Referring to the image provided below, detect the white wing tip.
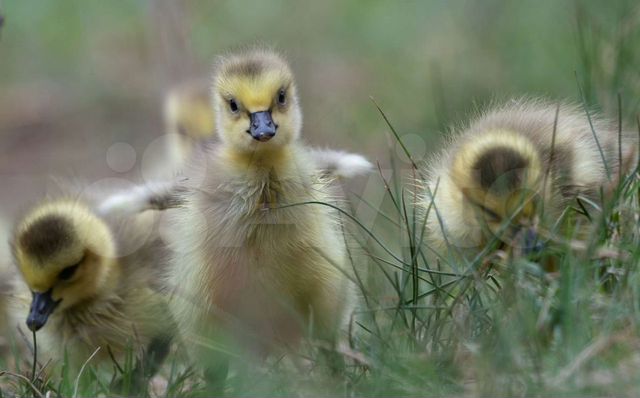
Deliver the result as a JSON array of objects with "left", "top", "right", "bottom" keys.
[
  {"left": 96, "top": 181, "right": 177, "bottom": 217},
  {"left": 96, "top": 189, "right": 149, "bottom": 217},
  {"left": 334, "top": 153, "right": 374, "bottom": 178}
]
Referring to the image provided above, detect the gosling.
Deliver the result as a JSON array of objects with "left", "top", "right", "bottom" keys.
[
  {"left": 11, "top": 199, "right": 175, "bottom": 381},
  {"left": 166, "top": 48, "right": 353, "bottom": 371},
  {"left": 422, "top": 98, "right": 637, "bottom": 263},
  {"left": 163, "top": 79, "right": 216, "bottom": 170}
]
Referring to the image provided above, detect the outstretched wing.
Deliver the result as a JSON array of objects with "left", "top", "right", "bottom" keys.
[
  {"left": 309, "top": 148, "right": 373, "bottom": 179},
  {"left": 96, "top": 181, "right": 188, "bottom": 218}
]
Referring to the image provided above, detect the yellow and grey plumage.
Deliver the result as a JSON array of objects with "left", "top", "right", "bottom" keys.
[
  {"left": 166, "top": 49, "right": 353, "bottom": 366},
  {"left": 162, "top": 78, "right": 372, "bottom": 179},
  {"left": 10, "top": 198, "right": 175, "bottom": 377},
  {"left": 421, "top": 98, "right": 638, "bottom": 261}
]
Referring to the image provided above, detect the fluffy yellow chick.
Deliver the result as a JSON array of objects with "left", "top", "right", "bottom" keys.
[
  {"left": 10, "top": 199, "right": 175, "bottom": 383},
  {"left": 163, "top": 79, "right": 217, "bottom": 169},
  {"left": 422, "top": 98, "right": 637, "bottom": 263},
  {"left": 166, "top": 48, "right": 353, "bottom": 382}
]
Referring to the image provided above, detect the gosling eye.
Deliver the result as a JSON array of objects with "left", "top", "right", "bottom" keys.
[
  {"left": 478, "top": 204, "right": 501, "bottom": 223},
  {"left": 58, "top": 263, "right": 80, "bottom": 281},
  {"left": 277, "top": 89, "right": 286, "bottom": 106},
  {"left": 229, "top": 98, "right": 239, "bottom": 114}
]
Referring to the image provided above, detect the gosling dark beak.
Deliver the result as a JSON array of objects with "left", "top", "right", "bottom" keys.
[
  {"left": 248, "top": 111, "right": 277, "bottom": 142},
  {"left": 520, "top": 227, "right": 545, "bottom": 256},
  {"left": 26, "top": 289, "right": 60, "bottom": 332}
]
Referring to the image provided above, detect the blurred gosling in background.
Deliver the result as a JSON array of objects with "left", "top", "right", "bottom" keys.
[{"left": 163, "top": 79, "right": 216, "bottom": 171}]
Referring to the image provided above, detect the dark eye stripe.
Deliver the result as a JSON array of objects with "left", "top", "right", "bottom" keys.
[
  {"left": 479, "top": 204, "right": 501, "bottom": 221},
  {"left": 466, "top": 197, "right": 501, "bottom": 222},
  {"left": 58, "top": 255, "right": 85, "bottom": 281},
  {"left": 58, "top": 264, "right": 79, "bottom": 281}
]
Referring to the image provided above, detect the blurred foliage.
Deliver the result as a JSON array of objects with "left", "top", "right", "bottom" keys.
[
  {"left": 0, "top": 1, "right": 638, "bottom": 156},
  {"left": 1, "top": 0, "right": 637, "bottom": 218},
  {"left": 1, "top": 1, "right": 640, "bottom": 397}
]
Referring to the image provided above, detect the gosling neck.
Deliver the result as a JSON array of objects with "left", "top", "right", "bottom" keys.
[{"left": 221, "top": 144, "right": 295, "bottom": 174}]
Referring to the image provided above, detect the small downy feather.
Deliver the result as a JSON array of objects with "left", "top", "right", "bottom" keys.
[{"left": 309, "top": 148, "right": 373, "bottom": 178}]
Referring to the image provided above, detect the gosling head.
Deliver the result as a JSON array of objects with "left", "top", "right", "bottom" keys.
[
  {"left": 12, "top": 201, "right": 118, "bottom": 332},
  {"left": 450, "top": 130, "right": 547, "bottom": 253},
  {"left": 164, "top": 82, "right": 216, "bottom": 164},
  {"left": 212, "top": 48, "right": 302, "bottom": 153},
  {"left": 164, "top": 81, "right": 216, "bottom": 142}
]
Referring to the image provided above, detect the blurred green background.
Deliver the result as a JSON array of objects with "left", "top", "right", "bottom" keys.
[
  {"left": 1, "top": 2, "right": 640, "bottom": 396},
  {"left": 0, "top": 0, "right": 638, "bottom": 219}
]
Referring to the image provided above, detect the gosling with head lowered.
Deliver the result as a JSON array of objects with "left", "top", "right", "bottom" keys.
[
  {"left": 10, "top": 197, "right": 175, "bottom": 387},
  {"left": 422, "top": 98, "right": 637, "bottom": 265},
  {"left": 166, "top": 48, "right": 354, "bottom": 382}
]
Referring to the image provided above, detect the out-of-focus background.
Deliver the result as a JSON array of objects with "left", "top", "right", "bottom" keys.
[
  {"left": 1, "top": 0, "right": 638, "bottom": 222},
  {"left": 2, "top": 2, "right": 640, "bottom": 396}
]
